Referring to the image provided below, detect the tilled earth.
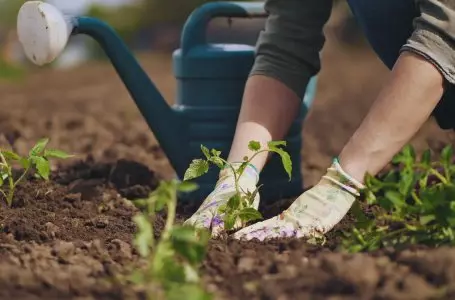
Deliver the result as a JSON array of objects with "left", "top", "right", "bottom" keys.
[{"left": 1, "top": 20, "right": 455, "bottom": 300}]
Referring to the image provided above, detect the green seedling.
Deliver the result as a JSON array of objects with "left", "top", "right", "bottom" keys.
[
  {"left": 342, "top": 144, "right": 455, "bottom": 253},
  {"left": 0, "top": 138, "right": 72, "bottom": 206},
  {"left": 131, "top": 180, "right": 212, "bottom": 300},
  {"left": 184, "top": 140, "right": 292, "bottom": 231}
]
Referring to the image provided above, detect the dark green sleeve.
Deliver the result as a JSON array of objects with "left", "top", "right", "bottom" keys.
[{"left": 250, "top": 0, "right": 333, "bottom": 99}]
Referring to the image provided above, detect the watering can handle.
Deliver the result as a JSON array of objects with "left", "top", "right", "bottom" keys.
[{"left": 181, "top": 1, "right": 268, "bottom": 53}]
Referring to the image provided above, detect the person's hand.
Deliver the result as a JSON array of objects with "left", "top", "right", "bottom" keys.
[
  {"left": 183, "top": 163, "right": 259, "bottom": 237},
  {"left": 233, "top": 158, "right": 364, "bottom": 241}
]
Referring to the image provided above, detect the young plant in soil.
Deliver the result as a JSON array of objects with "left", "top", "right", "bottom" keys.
[
  {"left": 184, "top": 140, "right": 292, "bottom": 231},
  {"left": 0, "top": 138, "right": 72, "bottom": 206},
  {"left": 342, "top": 144, "right": 455, "bottom": 253},
  {"left": 131, "top": 180, "right": 212, "bottom": 300}
]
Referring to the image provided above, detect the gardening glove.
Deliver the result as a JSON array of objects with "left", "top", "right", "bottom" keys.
[
  {"left": 183, "top": 162, "right": 260, "bottom": 237},
  {"left": 233, "top": 158, "right": 365, "bottom": 241}
]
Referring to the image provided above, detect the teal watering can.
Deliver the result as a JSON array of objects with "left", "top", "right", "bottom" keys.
[{"left": 17, "top": 1, "right": 317, "bottom": 202}]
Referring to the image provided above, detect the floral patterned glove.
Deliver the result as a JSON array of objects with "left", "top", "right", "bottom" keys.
[
  {"left": 233, "top": 158, "right": 365, "bottom": 241},
  {"left": 183, "top": 162, "right": 260, "bottom": 237}
]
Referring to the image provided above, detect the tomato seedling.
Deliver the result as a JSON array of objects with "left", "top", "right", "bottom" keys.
[
  {"left": 131, "top": 180, "right": 212, "bottom": 300},
  {"left": 184, "top": 140, "right": 292, "bottom": 231},
  {"left": 0, "top": 138, "right": 72, "bottom": 206}
]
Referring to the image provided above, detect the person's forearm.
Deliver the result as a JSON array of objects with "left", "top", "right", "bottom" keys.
[
  {"left": 227, "top": 75, "right": 301, "bottom": 171},
  {"left": 339, "top": 51, "right": 445, "bottom": 182}
]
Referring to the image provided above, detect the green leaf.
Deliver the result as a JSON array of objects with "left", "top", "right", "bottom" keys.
[
  {"left": 177, "top": 181, "right": 199, "bottom": 193},
  {"left": 420, "top": 214, "right": 436, "bottom": 226},
  {"left": 403, "top": 145, "right": 416, "bottom": 162},
  {"left": 132, "top": 214, "right": 153, "bottom": 257},
  {"left": 392, "top": 145, "right": 416, "bottom": 166},
  {"left": 421, "top": 149, "right": 431, "bottom": 167},
  {"left": 155, "top": 255, "right": 186, "bottom": 283},
  {"left": 29, "top": 138, "right": 49, "bottom": 156},
  {"left": 268, "top": 147, "right": 292, "bottom": 180},
  {"left": 184, "top": 159, "right": 209, "bottom": 181},
  {"left": 209, "top": 156, "right": 224, "bottom": 168},
  {"left": 44, "top": 149, "right": 73, "bottom": 159},
  {"left": 149, "top": 181, "right": 173, "bottom": 211},
  {"left": 267, "top": 141, "right": 287, "bottom": 148},
  {"left": 19, "top": 158, "right": 30, "bottom": 169},
  {"left": 441, "top": 145, "right": 453, "bottom": 166},
  {"left": 224, "top": 213, "right": 238, "bottom": 230},
  {"left": 218, "top": 204, "right": 227, "bottom": 214},
  {"left": 165, "top": 283, "right": 212, "bottom": 300},
  {"left": 385, "top": 190, "right": 405, "bottom": 208},
  {"left": 350, "top": 200, "right": 369, "bottom": 223},
  {"left": 200, "top": 145, "right": 210, "bottom": 160},
  {"left": 248, "top": 141, "right": 261, "bottom": 152},
  {"left": 227, "top": 194, "right": 241, "bottom": 210},
  {"left": 210, "top": 149, "right": 221, "bottom": 157},
  {"left": 238, "top": 207, "right": 263, "bottom": 223},
  {"left": 171, "top": 226, "right": 209, "bottom": 265},
  {"left": 249, "top": 186, "right": 261, "bottom": 205},
  {"left": 1, "top": 150, "right": 20, "bottom": 161},
  {"left": 32, "top": 156, "right": 50, "bottom": 180},
  {"left": 398, "top": 169, "right": 414, "bottom": 196}
]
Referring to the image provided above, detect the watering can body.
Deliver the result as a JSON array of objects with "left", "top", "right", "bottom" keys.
[
  {"left": 172, "top": 2, "right": 317, "bottom": 201},
  {"left": 17, "top": 1, "right": 317, "bottom": 202}
]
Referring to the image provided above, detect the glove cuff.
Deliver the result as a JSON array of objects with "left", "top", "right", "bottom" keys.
[{"left": 322, "top": 157, "right": 365, "bottom": 196}]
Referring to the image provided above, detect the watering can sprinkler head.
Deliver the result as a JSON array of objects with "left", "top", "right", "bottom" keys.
[{"left": 17, "top": 1, "right": 73, "bottom": 66}]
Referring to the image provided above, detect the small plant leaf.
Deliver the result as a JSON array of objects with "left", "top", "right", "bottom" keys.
[
  {"left": 211, "top": 149, "right": 221, "bottom": 157},
  {"left": 249, "top": 186, "right": 261, "bottom": 204},
  {"left": 201, "top": 145, "right": 210, "bottom": 160},
  {"left": 171, "top": 226, "right": 209, "bottom": 265},
  {"left": 1, "top": 150, "right": 20, "bottom": 161},
  {"left": 421, "top": 149, "right": 431, "bottom": 167},
  {"left": 267, "top": 141, "right": 287, "bottom": 147},
  {"left": 44, "top": 149, "right": 73, "bottom": 159},
  {"left": 19, "top": 158, "right": 30, "bottom": 169},
  {"left": 385, "top": 190, "right": 405, "bottom": 208},
  {"left": 268, "top": 146, "right": 292, "bottom": 180},
  {"left": 248, "top": 141, "right": 261, "bottom": 151},
  {"left": 29, "top": 138, "right": 49, "bottom": 156},
  {"left": 420, "top": 214, "right": 436, "bottom": 226},
  {"left": 178, "top": 181, "right": 199, "bottom": 193},
  {"left": 441, "top": 145, "right": 453, "bottom": 166},
  {"left": 218, "top": 204, "right": 227, "bottom": 213},
  {"left": 165, "top": 283, "right": 212, "bottom": 300},
  {"left": 184, "top": 159, "right": 209, "bottom": 181},
  {"left": 209, "top": 156, "right": 224, "bottom": 168},
  {"left": 224, "top": 213, "right": 238, "bottom": 230},
  {"left": 238, "top": 207, "right": 263, "bottom": 223},
  {"left": 132, "top": 214, "right": 153, "bottom": 257},
  {"left": 227, "top": 194, "right": 241, "bottom": 210},
  {"left": 33, "top": 156, "right": 50, "bottom": 180}
]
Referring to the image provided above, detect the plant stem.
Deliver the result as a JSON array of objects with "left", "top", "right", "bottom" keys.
[
  {"left": 161, "top": 187, "right": 176, "bottom": 241},
  {"left": 0, "top": 152, "right": 14, "bottom": 206},
  {"left": 12, "top": 168, "right": 29, "bottom": 189},
  {"left": 429, "top": 169, "right": 449, "bottom": 185},
  {"left": 219, "top": 158, "right": 240, "bottom": 196}
]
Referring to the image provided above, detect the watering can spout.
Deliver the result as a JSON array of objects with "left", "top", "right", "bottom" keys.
[{"left": 17, "top": 1, "right": 187, "bottom": 175}]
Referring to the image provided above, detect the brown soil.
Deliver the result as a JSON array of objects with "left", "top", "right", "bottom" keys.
[{"left": 1, "top": 10, "right": 455, "bottom": 300}]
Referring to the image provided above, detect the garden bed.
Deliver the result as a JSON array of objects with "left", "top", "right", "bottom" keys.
[{"left": 1, "top": 41, "right": 454, "bottom": 299}]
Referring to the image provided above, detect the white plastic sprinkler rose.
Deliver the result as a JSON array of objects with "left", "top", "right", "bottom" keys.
[{"left": 17, "top": 1, "right": 74, "bottom": 66}]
